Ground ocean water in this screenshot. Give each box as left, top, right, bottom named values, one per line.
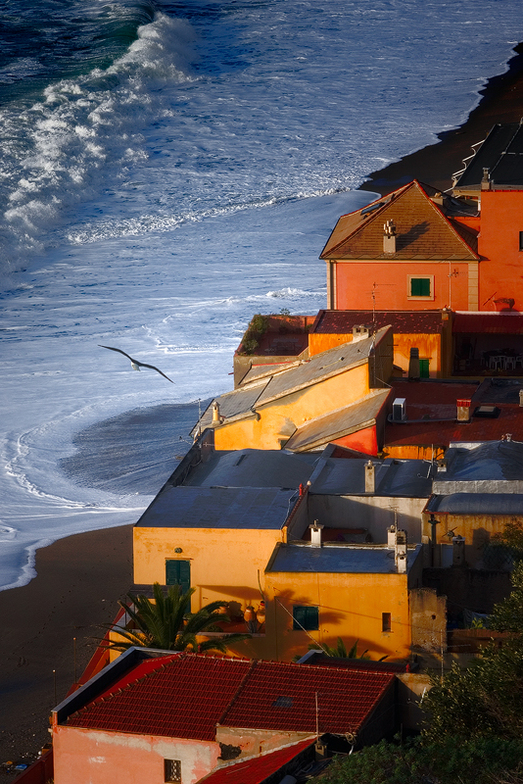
left=1, top=0, right=522, bottom=590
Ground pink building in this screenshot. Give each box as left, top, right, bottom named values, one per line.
left=52, top=649, right=396, bottom=784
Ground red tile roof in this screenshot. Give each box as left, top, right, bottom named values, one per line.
left=320, top=181, right=478, bottom=261
left=198, top=739, right=314, bottom=784
left=453, top=313, right=523, bottom=334
left=219, top=661, right=394, bottom=735
left=312, top=309, right=446, bottom=335
left=67, top=656, right=252, bottom=741
left=66, top=655, right=394, bottom=740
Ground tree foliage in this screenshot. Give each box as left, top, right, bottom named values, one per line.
left=104, top=582, right=250, bottom=654
left=317, top=737, right=523, bottom=784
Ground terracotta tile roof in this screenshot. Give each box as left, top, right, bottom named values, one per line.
left=320, top=181, right=478, bottom=261
left=313, top=309, right=446, bottom=335
left=198, top=739, right=314, bottom=784
left=219, top=660, right=394, bottom=735
left=67, top=655, right=252, bottom=741
left=65, top=655, right=394, bottom=740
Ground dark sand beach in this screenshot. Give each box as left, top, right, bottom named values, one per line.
left=360, top=42, right=523, bottom=196
left=0, top=524, right=133, bottom=778
left=2, top=43, right=523, bottom=781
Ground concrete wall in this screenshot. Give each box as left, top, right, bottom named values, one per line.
left=333, top=261, right=470, bottom=312
left=307, top=495, right=424, bottom=543
left=53, top=726, right=220, bottom=784
left=133, top=525, right=282, bottom=609
left=263, top=570, right=412, bottom=661
left=409, top=588, right=447, bottom=654
left=479, top=190, right=523, bottom=312
left=215, top=727, right=312, bottom=758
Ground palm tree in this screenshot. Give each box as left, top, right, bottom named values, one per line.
left=103, top=583, right=250, bottom=654
left=310, top=637, right=387, bottom=660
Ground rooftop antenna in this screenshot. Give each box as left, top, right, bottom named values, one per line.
left=371, top=282, right=377, bottom=336
left=315, top=692, right=320, bottom=740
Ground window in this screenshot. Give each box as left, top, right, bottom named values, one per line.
left=382, top=612, right=392, bottom=633
left=164, top=759, right=181, bottom=783
left=407, top=275, right=433, bottom=299
left=165, top=559, right=190, bottom=592
left=293, top=605, right=319, bottom=631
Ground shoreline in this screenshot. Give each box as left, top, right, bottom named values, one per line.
left=360, top=42, right=523, bottom=195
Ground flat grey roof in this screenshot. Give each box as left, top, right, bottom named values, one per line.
left=308, top=456, right=433, bottom=497
left=267, top=543, right=422, bottom=574
left=135, top=486, right=297, bottom=530
left=453, top=123, right=523, bottom=190
left=183, top=449, right=318, bottom=488
left=426, top=493, right=523, bottom=515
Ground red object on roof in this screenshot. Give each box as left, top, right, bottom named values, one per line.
left=453, top=312, right=523, bottom=333
left=198, top=739, right=314, bottom=784
left=66, top=654, right=394, bottom=740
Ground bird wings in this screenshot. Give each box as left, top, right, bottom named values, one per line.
left=98, top=345, right=174, bottom=383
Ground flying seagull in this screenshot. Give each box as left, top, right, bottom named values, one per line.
left=99, top=345, right=173, bottom=383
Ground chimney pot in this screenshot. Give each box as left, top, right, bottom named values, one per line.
left=456, top=399, right=471, bottom=422
left=364, top=460, right=375, bottom=493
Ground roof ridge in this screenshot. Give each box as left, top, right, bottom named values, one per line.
left=216, top=659, right=258, bottom=726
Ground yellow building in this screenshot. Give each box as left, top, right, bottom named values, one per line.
left=193, top=327, right=393, bottom=451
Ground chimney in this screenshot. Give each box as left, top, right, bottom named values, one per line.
left=456, top=399, right=471, bottom=422
left=395, top=528, right=408, bottom=573
left=310, top=521, right=324, bottom=547
left=481, top=167, right=491, bottom=190
left=452, top=535, right=465, bottom=566
left=383, top=219, right=396, bottom=254
left=352, top=324, right=371, bottom=341
left=408, top=347, right=420, bottom=380
left=364, top=460, right=375, bottom=494
left=519, top=389, right=523, bottom=407
left=212, top=400, right=221, bottom=423
left=387, top=524, right=397, bottom=548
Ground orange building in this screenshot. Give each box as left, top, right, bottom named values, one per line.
left=320, top=181, right=479, bottom=312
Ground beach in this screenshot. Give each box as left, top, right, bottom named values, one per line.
left=2, top=35, right=523, bottom=779
left=0, top=524, right=133, bottom=776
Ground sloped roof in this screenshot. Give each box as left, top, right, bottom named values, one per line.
left=198, top=739, right=314, bottom=784
left=443, top=440, right=523, bottom=482
left=453, top=123, right=523, bottom=191
left=65, top=654, right=395, bottom=740
left=183, top=448, right=318, bottom=488
left=196, top=330, right=388, bottom=431
left=313, top=309, right=446, bottom=335
left=320, top=181, right=478, bottom=261
left=67, top=655, right=250, bottom=741
left=284, top=389, right=391, bottom=452
left=308, top=455, right=433, bottom=496
left=218, top=660, right=394, bottom=735
left=135, top=486, right=297, bottom=530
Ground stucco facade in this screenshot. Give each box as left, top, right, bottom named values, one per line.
left=53, top=725, right=220, bottom=784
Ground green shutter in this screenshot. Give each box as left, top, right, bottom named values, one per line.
left=419, top=359, right=430, bottom=378
left=293, top=605, right=319, bottom=631
left=410, top=278, right=431, bottom=297
left=166, top=559, right=191, bottom=592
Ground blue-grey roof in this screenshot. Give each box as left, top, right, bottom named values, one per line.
left=426, top=493, right=523, bottom=515
left=442, top=440, right=523, bottom=481
left=267, top=543, right=422, bottom=574
left=308, top=456, right=433, bottom=497
left=195, top=382, right=268, bottom=431
left=135, top=486, right=297, bottom=529
left=183, top=449, right=318, bottom=488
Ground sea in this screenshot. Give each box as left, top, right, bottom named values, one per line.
left=1, top=0, right=522, bottom=590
